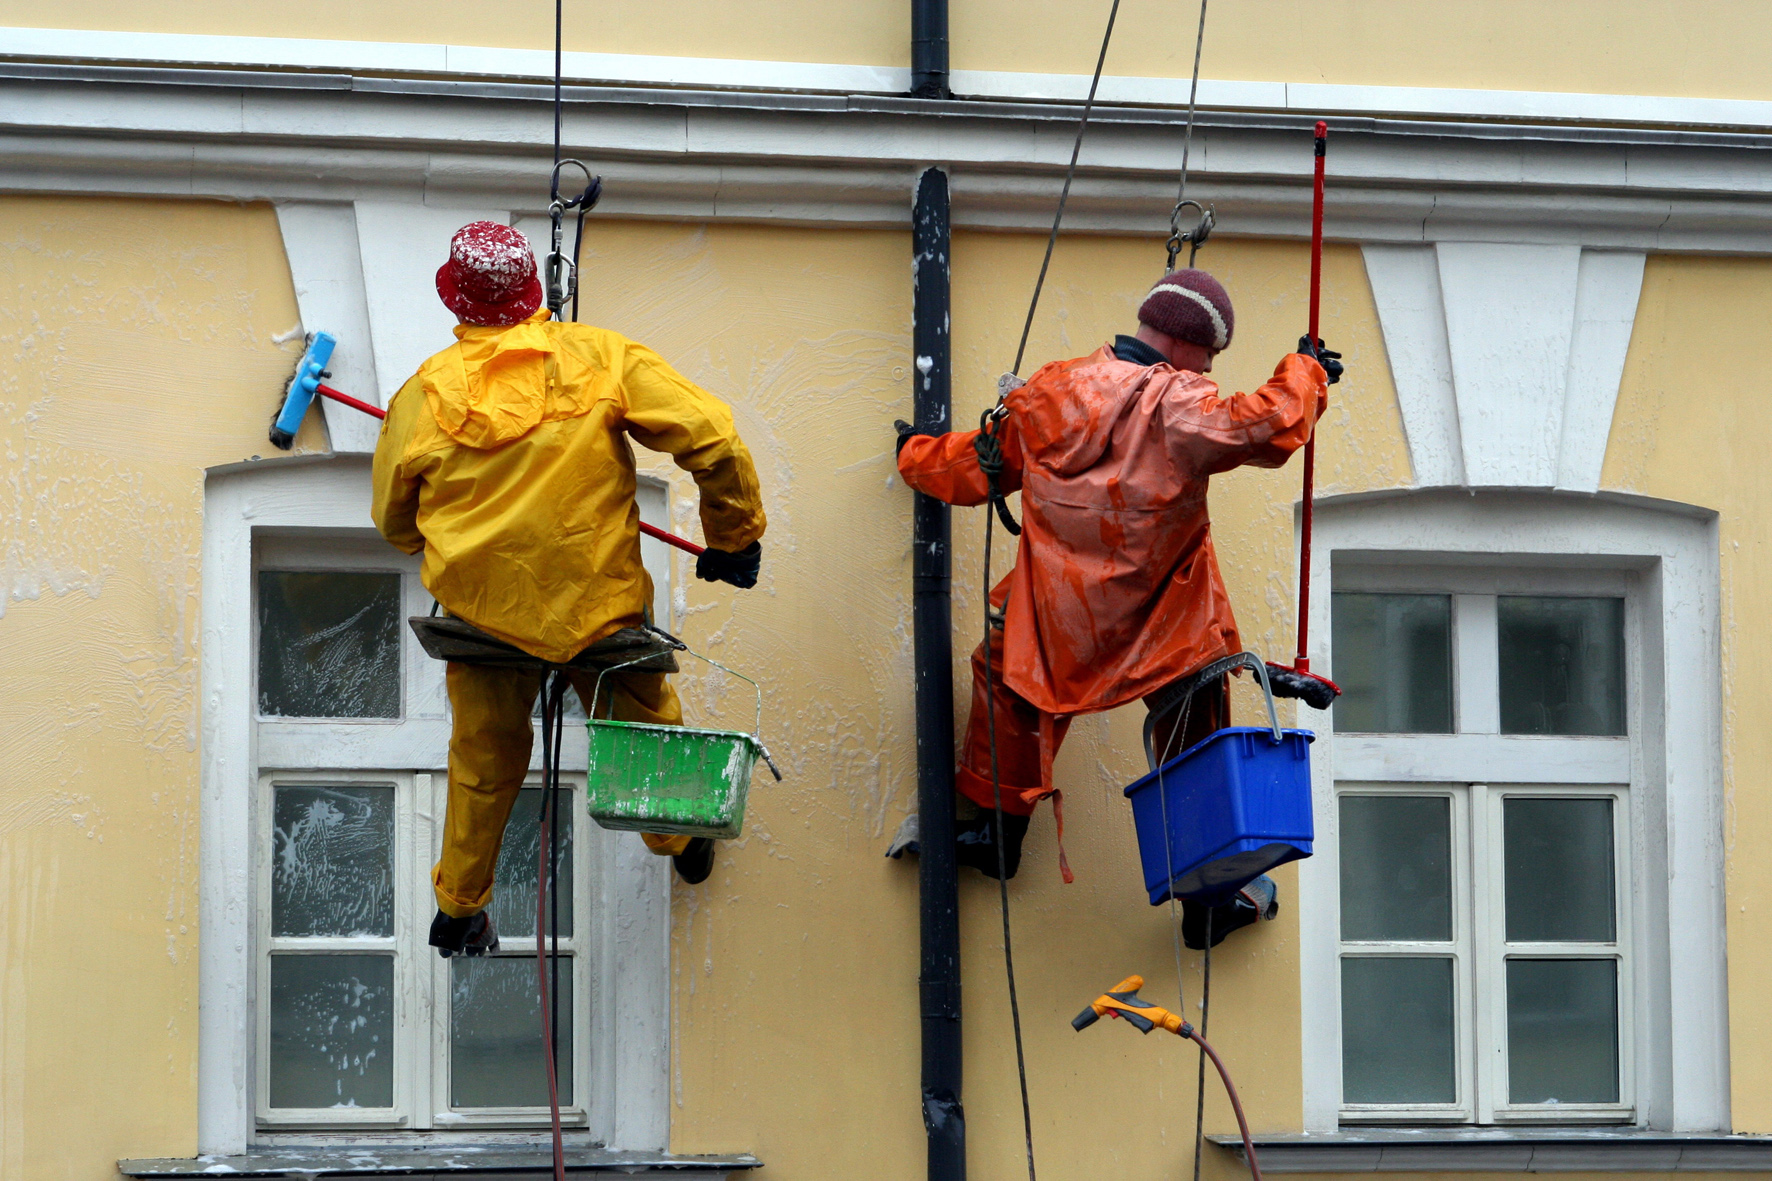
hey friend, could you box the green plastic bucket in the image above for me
[582,639,779,839]
[585,720,763,838]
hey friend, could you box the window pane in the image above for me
[1507,959,1619,1104]
[488,788,575,940]
[1340,796,1452,941]
[1498,597,1625,735]
[273,785,394,938]
[1341,957,1456,1104]
[1331,594,1453,733]
[451,956,574,1108]
[269,954,394,1109]
[258,570,401,718]
[1504,797,1616,943]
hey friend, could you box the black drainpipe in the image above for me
[911,0,950,99]
[912,163,963,1181]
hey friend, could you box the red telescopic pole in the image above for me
[316,384,707,556]
[1295,121,1327,674]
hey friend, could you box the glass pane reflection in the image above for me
[1507,959,1619,1104]
[258,570,401,718]
[488,788,574,940]
[1498,597,1625,735]
[269,953,394,1109]
[1505,797,1615,943]
[1341,957,1456,1104]
[451,956,574,1108]
[273,785,395,938]
[1340,795,1453,942]
[1332,594,1454,733]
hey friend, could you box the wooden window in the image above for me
[1332,578,1634,1125]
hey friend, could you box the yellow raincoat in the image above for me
[372,309,766,661]
[373,310,766,915]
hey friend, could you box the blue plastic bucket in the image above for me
[1124,726,1315,906]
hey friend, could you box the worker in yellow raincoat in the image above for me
[373,221,766,958]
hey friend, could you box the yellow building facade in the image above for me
[2,4,1771,1179]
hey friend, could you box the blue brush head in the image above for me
[269,331,337,450]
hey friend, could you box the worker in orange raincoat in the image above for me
[373,221,766,958]
[895,268,1338,884]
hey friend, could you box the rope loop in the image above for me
[975,407,1022,537]
[1165,200,1217,272]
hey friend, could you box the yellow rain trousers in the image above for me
[372,310,766,915]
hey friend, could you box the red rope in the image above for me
[1294,122,1327,674]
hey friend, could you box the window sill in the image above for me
[117,1147,762,1177]
[1210,1129,1772,1172]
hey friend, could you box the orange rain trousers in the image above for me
[433,661,686,919]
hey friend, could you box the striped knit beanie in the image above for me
[1137,268,1235,352]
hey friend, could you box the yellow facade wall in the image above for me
[1602,253,1772,1133]
[0,196,310,1177]
[8,1,1772,103]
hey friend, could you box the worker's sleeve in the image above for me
[896,420,1024,506]
[617,341,767,552]
[370,376,428,555]
[1173,352,1329,475]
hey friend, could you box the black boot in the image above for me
[1181,875,1279,950]
[430,909,499,959]
[673,837,716,885]
[955,808,1030,880]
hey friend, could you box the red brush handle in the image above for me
[1296,121,1327,674]
[316,384,708,557]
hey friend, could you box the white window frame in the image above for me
[1297,489,1728,1134]
[200,456,675,1155]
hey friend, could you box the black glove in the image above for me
[894,418,930,456]
[1297,335,1344,385]
[696,541,762,589]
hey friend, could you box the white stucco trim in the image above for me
[1364,244,1646,491]
[273,203,383,454]
[1296,490,1728,1134]
[198,457,673,1152]
[14,25,1772,134]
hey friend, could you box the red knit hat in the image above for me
[435,221,544,327]
[1137,268,1234,352]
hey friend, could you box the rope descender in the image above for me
[545,160,602,320]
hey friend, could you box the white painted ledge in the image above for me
[13,25,1772,132]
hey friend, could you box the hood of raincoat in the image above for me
[425,310,568,450]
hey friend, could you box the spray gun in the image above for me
[1074,974,1266,1181]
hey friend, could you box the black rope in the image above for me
[975,408,1022,537]
[1165,0,1214,272]
[1192,912,1213,1181]
[983,478,1038,1181]
[547,673,568,1083]
[1010,0,1124,377]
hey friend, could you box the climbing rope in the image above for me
[1165,0,1215,271]
[980,6,1128,1178]
[545,0,602,323]
[1009,0,1125,378]
[535,672,569,1181]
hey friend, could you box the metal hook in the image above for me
[1164,199,1216,271]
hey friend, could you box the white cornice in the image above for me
[6,55,1772,251]
[15,25,1772,134]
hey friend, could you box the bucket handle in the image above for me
[1142,651,1284,770]
[588,634,783,782]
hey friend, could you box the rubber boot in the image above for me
[1181,875,1279,950]
[955,807,1031,880]
[673,837,716,885]
[430,908,499,959]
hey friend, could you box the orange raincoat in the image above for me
[898,344,1326,839]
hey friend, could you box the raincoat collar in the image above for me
[452,307,554,340]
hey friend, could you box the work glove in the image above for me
[1296,335,1344,385]
[894,418,931,456]
[696,540,762,589]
